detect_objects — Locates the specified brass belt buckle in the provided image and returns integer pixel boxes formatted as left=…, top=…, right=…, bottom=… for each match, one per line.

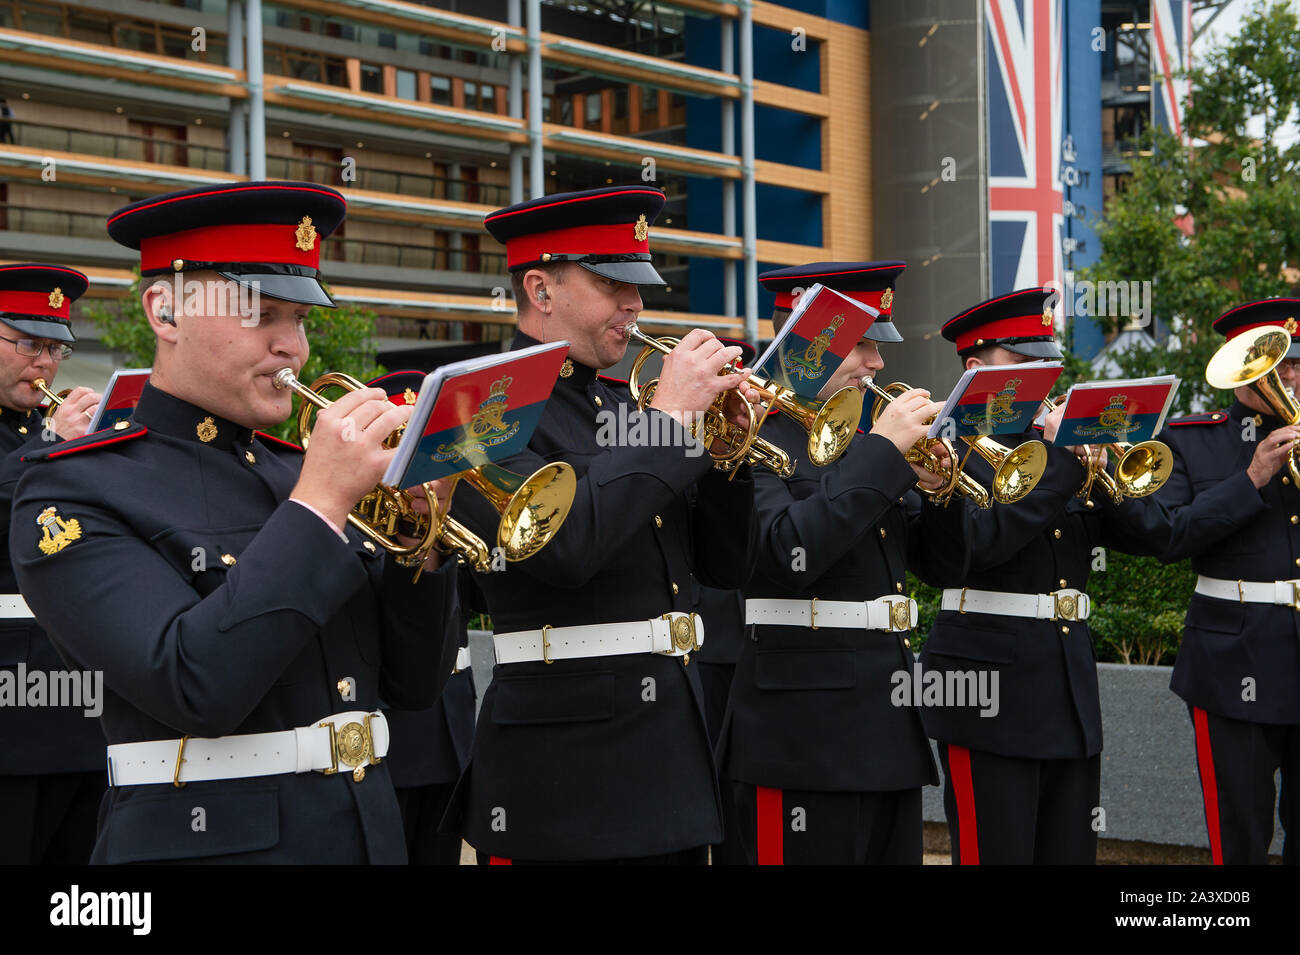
left=172, top=735, right=190, bottom=789
left=885, top=596, right=913, bottom=632
left=1291, top=581, right=1300, bottom=612
left=662, top=613, right=699, bottom=653
left=810, top=597, right=819, bottom=630
left=321, top=717, right=375, bottom=783
left=541, top=624, right=554, bottom=665
left=1053, top=591, right=1080, bottom=622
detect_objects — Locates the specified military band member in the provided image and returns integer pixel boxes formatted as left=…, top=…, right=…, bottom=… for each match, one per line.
left=917, top=288, right=1168, bottom=864
left=721, top=261, right=943, bottom=864
left=8, top=182, right=458, bottom=864
left=446, top=185, right=760, bottom=864
left=1154, top=299, right=1300, bottom=864
left=0, top=264, right=104, bottom=864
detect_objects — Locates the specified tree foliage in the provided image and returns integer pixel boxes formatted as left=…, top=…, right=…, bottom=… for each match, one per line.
left=85, top=271, right=386, bottom=440
left=1075, top=0, right=1300, bottom=413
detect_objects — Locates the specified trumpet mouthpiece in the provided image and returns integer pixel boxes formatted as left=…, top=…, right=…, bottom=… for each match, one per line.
left=272, top=368, right=298, bottom=390
left=32, top=378, right=46, bottom=390
left=621, top=322, right=640, bottom=341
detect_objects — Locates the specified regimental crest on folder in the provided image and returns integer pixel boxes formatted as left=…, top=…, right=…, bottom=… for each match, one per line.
left=753, top=284, right=878, bottom=399
left=1051, top=377, right=1180, bottom=446
left=383, top=341, right=571, bottom=489
left=931, top=362, right=1064, bottom=439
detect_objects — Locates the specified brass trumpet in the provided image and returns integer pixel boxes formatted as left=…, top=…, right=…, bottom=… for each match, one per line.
left=1041, top=396, right=1173, bottom=503
left=1205, top=325, right=1300, bottom=486
left=273, top=369, right=576, bottom=574
left=622, top=322, right=863, bottom=478
left=865, top=378, right=1047, bottom=507
left=32, top=378, right=93, bottom=419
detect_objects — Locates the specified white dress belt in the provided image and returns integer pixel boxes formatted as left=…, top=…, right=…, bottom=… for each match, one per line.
left=0, top=593, right=34, bottom=619
left=493, top=612, right=703, bottom=665
left=745, top=596, right=918, bottom=633
left=106, top=710, right=390, bottom=787
left=941, top=587, right=1091, bottom=621
left=453, top=645, right=472, bottom=673
left=1195, top=575, right=1300, bottom=607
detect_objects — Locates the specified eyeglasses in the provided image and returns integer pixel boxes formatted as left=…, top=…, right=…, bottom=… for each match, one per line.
left=0, top=335, right=73, bottom=361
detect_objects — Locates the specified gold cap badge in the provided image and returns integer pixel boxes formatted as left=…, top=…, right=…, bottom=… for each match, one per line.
left=634, top=214, right=649, bottom=242
left=196, top=416, right=218, bottom=443
left=879, top=288, right=893, bottom=311
left=403, top=387, right=417, bottom=405
left=1041, top=305, right=1055, bottom=327
left=1285, top=317, right=1297, bottom=335
left=48, top=287, right=64, bottom=309
left=295, top=216, right=317, bottom=252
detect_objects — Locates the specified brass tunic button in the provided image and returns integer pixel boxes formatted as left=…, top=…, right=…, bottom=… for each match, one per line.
left=654, top=515, right=663, bottom=528
left=352, top=766, right=366, bottom=783
left=1061, top=625, right=1070, bottom=634
left=244, top=450, right=256, bottom=465
left=671, top=582, right=679, bottom=594
left=903, top=638, right=912, bottom=649
left=895, top=582, right=903, bottom=593
left=221, top=553, right=237, bottom=566
left=879, top=528, right=887, bottom=538
left=363, top=541, right=376, bottom=553
left=17, top=426, right=26, bottom=435
left=1084, top=499, right=1095, bottom=508
left=1059, top=578, right=1067, bottom=588
left=1291, top=515, right=1298, bottom=525
left=593, top=396, right=603, bottom=407
left=337, top=678, right=351, bottom=697
left=1254, top=414, right=1263, bottom=426
left=1053, top=528, right=1062, bottom=539
left=1286, top=476, right=1293, bottom=486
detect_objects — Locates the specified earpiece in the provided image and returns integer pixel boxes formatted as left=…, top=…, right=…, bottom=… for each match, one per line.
left=536, top=289, right=548, bottom=302
left=158, top=307, right=174, bottom=325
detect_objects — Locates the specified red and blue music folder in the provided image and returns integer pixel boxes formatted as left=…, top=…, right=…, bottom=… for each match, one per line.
left=382, top=341, right=570, bottom=488
left=1050, top=376, right=1180, bottom=446
left=930, top=362, right=1063, bottom=438
left=87, top=368, right=151, bottom=432
left=752, top=284, right=878, bottom=399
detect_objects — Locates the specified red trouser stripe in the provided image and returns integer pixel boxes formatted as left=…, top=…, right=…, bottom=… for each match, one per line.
left=1192, top=707, right=1224, bottom=866
left=947, top=744, right=980, bottom=865
left=488, top=856, right=511, bottom=865
left=756, top=786, right=784, bottom=865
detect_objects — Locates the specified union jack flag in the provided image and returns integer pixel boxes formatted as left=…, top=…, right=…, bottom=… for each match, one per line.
left=1151, top=0, right=1192, bottom=144
left=985, top=0, right=1064, bottom=299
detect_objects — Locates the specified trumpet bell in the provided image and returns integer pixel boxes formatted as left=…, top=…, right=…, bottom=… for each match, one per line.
left=1114, top=440, right=1173, bottom=498
left=803, top=386, right=863, bottom=467
left=987, top=438, right=1047, bottom=504
left=468, top=461, right=577, bottom=561
left=1205, top=326, right=1300, bottom=424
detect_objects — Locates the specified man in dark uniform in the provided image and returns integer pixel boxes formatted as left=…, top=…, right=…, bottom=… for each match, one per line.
left=720, top=261, right=944, bottom=864
left=917, top=288, right=1169, bottom=864
left=447, top=185, right=760, bottom=864
left=0, top=264, right=105, bottom=863
left=8, top=181, right=458, bottom=864
left=370, top=370, right=479, bottom=866
left=1154, top=299, right=1300, bottom=864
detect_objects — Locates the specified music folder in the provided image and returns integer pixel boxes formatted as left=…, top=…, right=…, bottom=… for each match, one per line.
left=382, top=341, right=571, bottom=489
left=1049, top=376, right=1180, bottom=446
left=751, top=283, right=879, bottom=400
left=87, top=368, right=152, bottom=433
left=930, top=362, right=1064, bottom=439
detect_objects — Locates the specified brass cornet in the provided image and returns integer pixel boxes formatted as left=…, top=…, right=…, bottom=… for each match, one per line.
left=272, top=369, right=576, bottom=575
left=1206, top=325, right=1300, bottom=486
left=622, top=322, right=863, bottom=478
left=32, top=378, right=93, bottom=419
left=864, top=378, right=1047, bottom=507
left=1040, top=395, right=1173, bottom=503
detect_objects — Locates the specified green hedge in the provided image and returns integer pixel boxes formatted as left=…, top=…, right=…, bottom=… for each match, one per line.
left=907, top=551, right=1196, bottom=666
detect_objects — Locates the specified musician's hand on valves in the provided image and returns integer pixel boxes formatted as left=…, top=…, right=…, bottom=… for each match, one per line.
left=291, top=386, right=412, bottom=531
left=648, top=329, right=752, bottom=428
left=1043, top=397, right=1066, bottom=443
left=870, top=387, right=943, bottom=455
left=1247, top=425, right=1300, bottom=489
left=913, top=440, right=952, bottom=491
left=46, top=387, right=100, bottom=441
left=397, top=477, right=457, bottom=572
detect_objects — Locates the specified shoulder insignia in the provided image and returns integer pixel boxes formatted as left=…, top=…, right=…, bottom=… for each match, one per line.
left=1167, top=412, right=1228, bottom=427
left=36, top=505, right=82, bottom=556
left=255, top=431, right=304, bottom=452
left=20, top=424, right=148, bottom=463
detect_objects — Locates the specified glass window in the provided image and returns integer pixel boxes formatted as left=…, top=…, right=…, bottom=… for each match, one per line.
left=396, top=69, right=416, bottom=100
left=480, top=84, right=495, bottom=113
left=19, top=2, right=65, bottom=37
left=116, top=23, right=159, bottom=53
left=613, top=87, right=628, bottom=119
left=67, top=11, right=112, bottom=44
left=430, top=75, right=451, bottom=106
left=641, top=86, right=658, bottom=113
left=464, top=81, right=478, bottom=109
left=287, top=50, right=322, bottom=82
left=324, top=56, right=347, bottom=87
left=360, top=63, right=383, bottom=94
left=378, top=31, right=396, bottom=49
left=558, top=97, right=572, bottom=125
left=585, top=93, right=601, bottom=124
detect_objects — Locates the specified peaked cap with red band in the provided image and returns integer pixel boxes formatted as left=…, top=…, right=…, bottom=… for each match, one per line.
left=942, top=287, right=1063, bottom=359
left=0, top=263, right=87, bottom=344
left=484, top=185, right=667, bottom=287
left=368, top=369, right=426, bottom=406
left=107, top=181, right=346, bottom=308
left=760, top=261, right=905, bottom=343
left=1213, top=298, right=1300, bottom=360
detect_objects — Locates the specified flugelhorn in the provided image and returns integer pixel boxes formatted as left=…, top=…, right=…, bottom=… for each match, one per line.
left=32, top=378, right=93, bottom=419
left=864, top=378, right=1047, bottom=507
left=1040, top=396, right=1173, bottom=503
left=272, top=369, right=576, bottom=574
left=1205, top=325, right=1300, bottom=486
left=622, top=322, right=862, bottom=478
